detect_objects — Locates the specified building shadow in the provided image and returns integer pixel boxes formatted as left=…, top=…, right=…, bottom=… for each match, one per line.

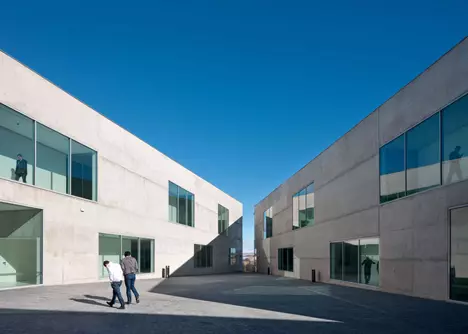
left=0, top=308, right=344, bottom=334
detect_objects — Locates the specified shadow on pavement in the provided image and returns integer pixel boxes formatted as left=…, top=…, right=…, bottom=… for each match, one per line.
left=84, top=295, right=109, bottom=301
left=70, top=298, right=108, bottom=308
left=0, top=308, right=342, bottom=334
left=150, top=274, right=468, bottom=334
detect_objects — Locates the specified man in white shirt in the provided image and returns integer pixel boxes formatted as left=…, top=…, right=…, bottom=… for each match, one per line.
left=103, top=260, right=125, bottom=310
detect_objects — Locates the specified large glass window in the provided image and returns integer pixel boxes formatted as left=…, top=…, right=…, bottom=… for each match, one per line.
left=168, top=182, right=195, bottom=227
left=0, top=104, right=34, bottom=185
left=330, top=242, right=343, bottom=280
left=450, top=206, right=468, bottom=302
left=36, top=124, right=69, bottom=194
left=380, top=135, right=405, bottom=203
left=264, top=207, right=273, bottom=239
left=0, top=204, right=42, bottom=288
left=293, top=183, right=315, bottom=229
left=443, top=94, right=468, bottom=185
left=71, top=140, right=97, bottom=201
left=406, top=114, right=440, bottom=195
left=330, top=237, right=379, bottom=286
left=343, top=239, right=359, bottom=283
left=98, top=233, right=154, bottom=278
left=278, top=248, right=293, bottom=272
left=218, top=204, right=229, bottom=235
left=194, top=244, right=213, bottom=268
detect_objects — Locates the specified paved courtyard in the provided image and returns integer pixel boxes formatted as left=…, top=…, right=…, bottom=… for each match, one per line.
left=1, top=273, right=467, bottom=333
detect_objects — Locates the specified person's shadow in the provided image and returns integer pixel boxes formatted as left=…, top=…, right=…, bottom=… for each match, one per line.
left=70, top=298, right=108, bottom=307
left=84, top=295, right=109, bottom=301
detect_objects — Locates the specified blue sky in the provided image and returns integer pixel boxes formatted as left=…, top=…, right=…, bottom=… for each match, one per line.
left=1, top=1, right=466, bottom=252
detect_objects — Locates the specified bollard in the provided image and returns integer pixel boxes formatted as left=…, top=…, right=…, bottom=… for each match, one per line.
left=311, top=269, right=316, bottom=283
left=167, top=265, right=171, bottom=278
left=267, top=267, right=270, bottom=275
left=162, top=268, right=165, bottom=278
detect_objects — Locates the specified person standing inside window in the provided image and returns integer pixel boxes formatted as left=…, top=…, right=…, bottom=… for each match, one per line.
left=15, top=154, right=28, bottom=183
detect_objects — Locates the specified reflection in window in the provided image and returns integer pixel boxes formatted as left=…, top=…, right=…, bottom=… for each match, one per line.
left=99, top=233, right=154, bottom=278
left=330, top=242, right=343, bottom=280
left=36, top=124, right=69, bottom=193
left=406, top=114, right=440, bottom=195
left=264, top=207, right=273, bottom=239
left=443, top=94, right=468, bottom=185
left=450, top=206, right=468, bottom=302
left=0, top=104, right=34, bottom=184
left=278, top=247, right=293, bottom=272
left=194, top=244, right=213, bottom=268
left=168, top=182, right=195, bottom=227
left=218, top=204, right=229, bottom=235
left=293, top=183, right=314, bottom=229
left=229, top=247, right=237, bottom=265
left=140, top=239, right=154, bottom=273
left=71, top=140, right=97, bottom=201
left=330, top=238, right=379, bottom=286
left=380, top=135, right=405, bottom=203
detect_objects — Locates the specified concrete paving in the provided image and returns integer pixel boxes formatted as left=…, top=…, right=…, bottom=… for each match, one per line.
left=1, top=273, right=467, bottom=333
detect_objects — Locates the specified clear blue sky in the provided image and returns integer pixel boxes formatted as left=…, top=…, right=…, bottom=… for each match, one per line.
left=1, top=1, right=466, bottom=252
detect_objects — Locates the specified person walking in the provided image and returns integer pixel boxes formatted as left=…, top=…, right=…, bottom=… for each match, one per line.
left=103, top=260, right=126, bottom=310
left=361, top=256, right=376, bottom=284
left=121, top=251, right=140, bottom=304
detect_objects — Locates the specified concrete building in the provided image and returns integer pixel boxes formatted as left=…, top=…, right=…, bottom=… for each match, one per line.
left=255, top=37, right=468, bottom=302
left=0, top=51, right=243, bottom=289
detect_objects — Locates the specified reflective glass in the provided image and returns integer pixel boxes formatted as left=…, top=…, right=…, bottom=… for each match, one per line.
left=442, top=94, right=468, bottom=185
left=450, top=206, right=468, bottom=302
left=168, top=182, right=178, bottom=223
left=36, top=124, right=69, bottom=193
left=99, top=234, right=121, bottom=278
left=0, top=104, right=34, bottom=185
left=71, top=140, right=97, bottom=201
left=178, top=187, right=187, bottom=225
left=406, top=114, right=440, bottom=195
left=187, top=192, right=194, bottom=227
left=264, top=207, right=273, bottom=238
left=359, top=238, right=380, bottom=286
left=343, top=239, right=359, bottom=283
left=380, top=135, right=405, bottom=203
left=140, top=239, right=154, bottom=273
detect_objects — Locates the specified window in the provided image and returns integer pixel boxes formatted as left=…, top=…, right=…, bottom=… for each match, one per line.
left=380, top=135, right=405, bottom=203
left=450, top=206, right=468, bottom=302
left=168, top=182, right=195, bottom=227
left=330, top=238, right=380, bottom=286
left=442, top=94, right=468, bottom=185
left=406, top=113, right=440, bottom=195
left=36, top=124, right=69, bottom=194
left=264, top=207, right=273, bottom=239
left=0, top=104, right=34, bottom=184
left=218, top=204, right=229, bottom=235
left=98, top=233, right=154, bottom=278
left=278, top=248, right=293, bottom=272
left=293, top=183, right=315, bottom=229
left=71, top=140, right=97, bottom=201
left=229, top=247, right=237, bottom=265
left=194, top=244, right=213, bottom=268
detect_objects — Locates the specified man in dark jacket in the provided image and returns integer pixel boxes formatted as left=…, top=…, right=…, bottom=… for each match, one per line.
left=15, top=154, right=28, bottom=183
left=361, top=256, right=376, bottom=284
left=121, top=251, right=140, bottom=304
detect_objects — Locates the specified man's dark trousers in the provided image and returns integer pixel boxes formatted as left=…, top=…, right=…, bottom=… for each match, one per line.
left=110, top=281, right=125, bottom=306
left=124, top=273, right=139, bottom=303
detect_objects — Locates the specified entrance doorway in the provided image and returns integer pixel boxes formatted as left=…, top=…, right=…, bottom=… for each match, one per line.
left=0, top=202, right=42, bottom=288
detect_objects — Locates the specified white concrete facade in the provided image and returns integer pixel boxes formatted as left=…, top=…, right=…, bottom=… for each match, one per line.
left=0, top=51, right=243, bottom=286
left=255, top=37, right=468, bottom=301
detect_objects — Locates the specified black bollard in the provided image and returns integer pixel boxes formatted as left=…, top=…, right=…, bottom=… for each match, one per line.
left=311, top=269, right=316, bottom=282
left=162, top=268, right=165, bottom=278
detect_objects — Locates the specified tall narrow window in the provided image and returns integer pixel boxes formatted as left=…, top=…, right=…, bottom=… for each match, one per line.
left=0, top=104, right=34, bottom=184
left=229, top=247, right=237, bottom=265
left=380, top=135, right=405, bottom=203
left=36, top=124, right=69, bottom=194
left=218, top=204, right=229, bottom=235
left=168, top=182, right=195, bottom=227
left=71, top=140, right=97, bottom=201
left=194, top=244, right=213, bottom=268
left=292, top=182, right=314, bottom=230
left=406, top=114, right=440, bottom=195
left=442, top=94, right=468, bottom=185
left=278, top=248, right=293, bottom=272
left=264, top=207, right=273, bottom=239
left=450, top=206, right=468, bottom=302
